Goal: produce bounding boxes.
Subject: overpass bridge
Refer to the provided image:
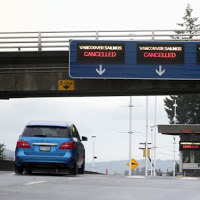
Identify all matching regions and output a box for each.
[0,29,200,99]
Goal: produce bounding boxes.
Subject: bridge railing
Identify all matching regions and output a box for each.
[0,30,199,52]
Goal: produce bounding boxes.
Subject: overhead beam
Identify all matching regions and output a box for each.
[158,124,200,135]
[0,51,200,99]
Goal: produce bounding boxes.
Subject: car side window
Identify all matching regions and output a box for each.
[71,125,81,141]
[75,127,81,141]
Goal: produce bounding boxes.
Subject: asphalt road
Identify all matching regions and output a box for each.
[0,171,200,200]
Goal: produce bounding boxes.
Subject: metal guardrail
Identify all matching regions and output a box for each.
[0,29,200,52]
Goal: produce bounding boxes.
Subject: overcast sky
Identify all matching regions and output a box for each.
[0,96,176,162]
[0,0,199,164]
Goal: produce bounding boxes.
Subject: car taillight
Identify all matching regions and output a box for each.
[17,140,31,148]
[59,141,75,149]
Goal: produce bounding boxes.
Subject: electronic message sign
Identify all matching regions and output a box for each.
[196,45,200,64]
[180,141,200,151]
[69,40,200,80]
[137,43,184,64]
[77,42,125,64]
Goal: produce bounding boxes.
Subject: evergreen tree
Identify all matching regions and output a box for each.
[165,4,200,124]
[164,95,200,124]
[164,4,200,164]
[0,143,6,160]
[172,4,200,39]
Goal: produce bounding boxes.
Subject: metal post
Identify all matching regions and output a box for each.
[93,139,95,172]
[145,96,148,176]
[95,31,99,40]
[152,30,155,41]
[173,98,177,124]
[153,96,157,176]
[173,97,177,177]
[38,32,42,51]
[92,135,96,172]
[129,96,133,176]
[179,151,183,173]
[150,126,154,176]
[173,137,176,177]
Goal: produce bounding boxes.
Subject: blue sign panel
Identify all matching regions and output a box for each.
[69,40,200,80]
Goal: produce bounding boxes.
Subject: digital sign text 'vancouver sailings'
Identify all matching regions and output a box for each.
[77,43,125,64]
[76,42,185,65]
[137,43,185,64]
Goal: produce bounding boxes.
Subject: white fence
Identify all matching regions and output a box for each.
[0,29,199,51]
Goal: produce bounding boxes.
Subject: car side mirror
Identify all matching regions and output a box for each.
[81,136,88,141]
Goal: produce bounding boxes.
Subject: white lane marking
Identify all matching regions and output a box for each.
[180,177,199,180]
[67,177,83,180]
[25,181,47,185]
[126,176,146,179]
[8,173,15,176]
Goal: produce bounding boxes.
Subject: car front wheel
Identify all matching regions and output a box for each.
[15,164,23,175]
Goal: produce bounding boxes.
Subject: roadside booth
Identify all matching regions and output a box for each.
[158,124,200,176]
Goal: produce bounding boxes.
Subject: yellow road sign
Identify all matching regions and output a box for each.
[127,158,139,170]
[143,148,150,157]
[58,80,74,91]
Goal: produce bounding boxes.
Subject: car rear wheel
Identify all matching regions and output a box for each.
[69,162,78,175]
[78,160,85,174]
[15,164,23,175]
[25,168,32,175]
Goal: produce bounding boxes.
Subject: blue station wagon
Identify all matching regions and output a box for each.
[15,121,87,175]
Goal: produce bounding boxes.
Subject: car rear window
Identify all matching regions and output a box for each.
[22,126,70,138]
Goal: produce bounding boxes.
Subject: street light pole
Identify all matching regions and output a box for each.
[173,98,177,124]
[150,126,154,176]
[92,135,96,172]
[173,137,176,177]
[145,96,148,176]
[173,97,177,177]
[153,96,157,176]
[129,96,133,176]
[120,96,140,176]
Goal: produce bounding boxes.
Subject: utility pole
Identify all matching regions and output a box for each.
[92,135,96,172]
[153,96,157,176]
[128,96,133,176]
[120,97,140,176]
[173,97,177,177]
[150,126,154,176]
[173,137,176,177]
[145,96,149,176]
[139,142,151,176]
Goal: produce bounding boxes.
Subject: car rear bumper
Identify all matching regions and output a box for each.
[15,151,76,169]
[21,162,72,169]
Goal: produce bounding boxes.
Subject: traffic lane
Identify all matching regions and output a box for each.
[0,172,200,200]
